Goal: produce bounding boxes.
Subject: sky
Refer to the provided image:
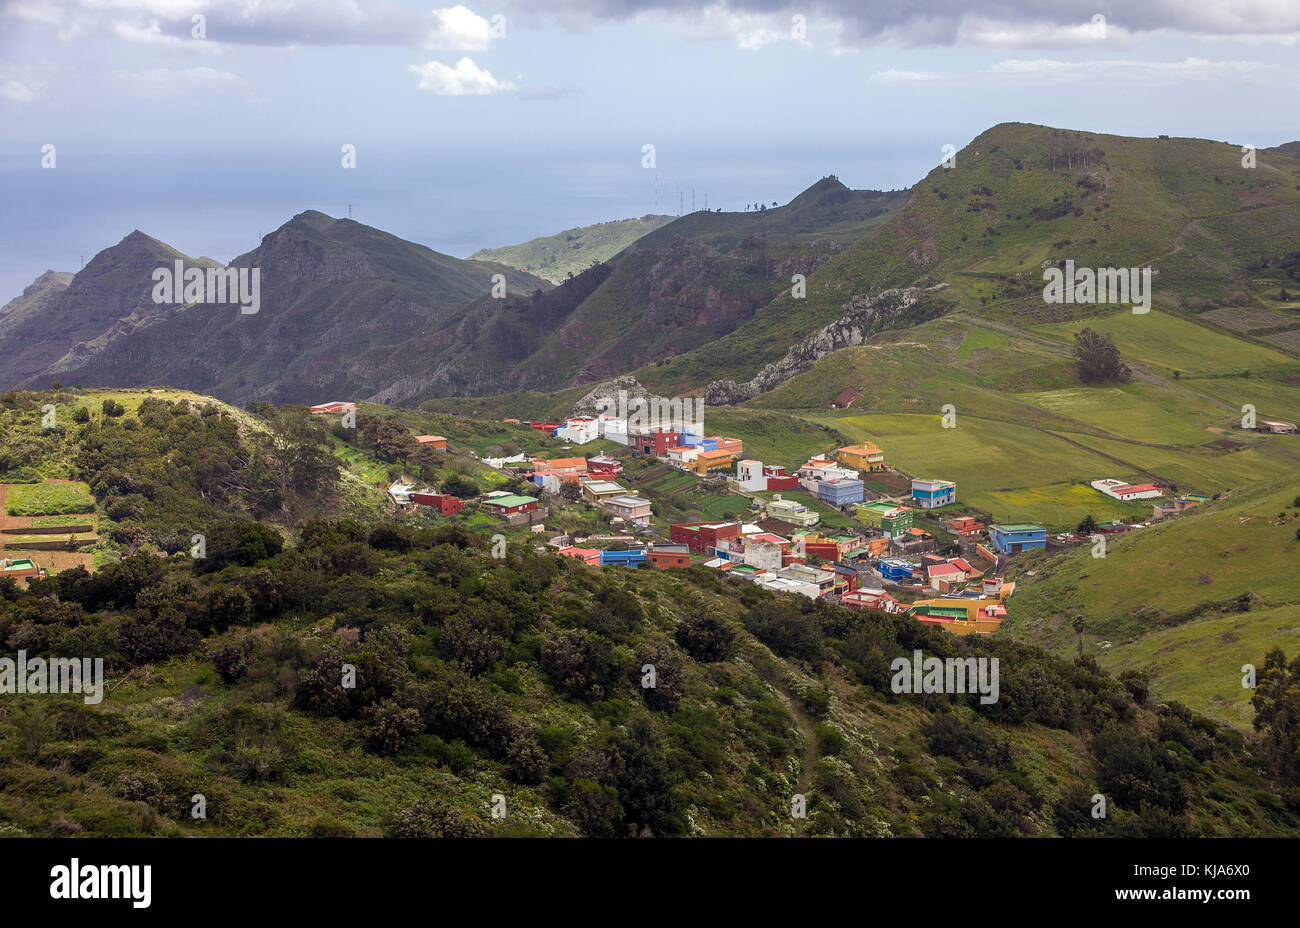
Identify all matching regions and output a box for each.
[2,0,1299,299]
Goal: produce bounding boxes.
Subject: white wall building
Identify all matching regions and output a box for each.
[1091,478,1163,501]
[735,459,767,491]
[556,417,600,445]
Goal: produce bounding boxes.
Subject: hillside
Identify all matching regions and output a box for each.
[7,212,550,405]
[0,234,219,388]
[470,215,675,282]
[637,123,1300,394]
[2,388,1299,838]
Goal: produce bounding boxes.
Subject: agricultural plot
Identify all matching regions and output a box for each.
[4,480,95,516]
[1018,382,1224,447]
[1034,310,1296,376]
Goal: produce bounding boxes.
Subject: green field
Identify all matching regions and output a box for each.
[1099,604,1300,730]
[1034,310,1297,377]
[4,481,95,516]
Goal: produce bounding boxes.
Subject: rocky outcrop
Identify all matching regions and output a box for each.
[704,286,943,405]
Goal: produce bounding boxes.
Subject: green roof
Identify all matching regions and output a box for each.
[2,559,37,571]
[481,495,537,507]
[992,523,1043,532]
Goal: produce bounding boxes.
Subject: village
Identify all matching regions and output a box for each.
[317,401,1250,639]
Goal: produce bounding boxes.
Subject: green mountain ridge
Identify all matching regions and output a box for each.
[470,214,675,282]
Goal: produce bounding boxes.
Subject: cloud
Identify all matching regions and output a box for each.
[9,1,504,49]
[517,1,1300,48]
[112,65,243,97]
[988,56,1284,84]
[867,69,943,84]
[0,79,38,102]
[409,57,517,95]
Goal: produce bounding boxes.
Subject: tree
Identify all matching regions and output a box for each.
[1072,328,1131,384]
[1076,514,1098,536]
[1072,616,1086,659]
[258,405,339,505]
[559,481,581,503]
[439,473,479,499]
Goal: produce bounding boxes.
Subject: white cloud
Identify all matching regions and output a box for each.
[867,69,943,84]
[409,57,516,95]
[635,4,820,50]
[112,65,243,96]
[423,5,496,50]
[0,80,39,102]
[988,56,1282,84]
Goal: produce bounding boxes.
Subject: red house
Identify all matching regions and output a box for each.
[411,492,464,515]
[632,429,682,456]
[669,521,742,554]
[481,494,539,515]
[647,544,691,569]
[528,421,564,433]
[586,454,623,477]
[763,465,799,491]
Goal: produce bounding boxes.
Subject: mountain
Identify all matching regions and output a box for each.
[636,122,1300,395]
[5,211,551,404]
[0,269,72,341]
[1266,141,1300,159]
[0,233,217,387]
[369,180,908,399]
[470,214,675,282]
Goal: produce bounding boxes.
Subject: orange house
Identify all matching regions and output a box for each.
[415,435,447,450]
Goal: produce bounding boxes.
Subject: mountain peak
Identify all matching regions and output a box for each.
[291,210,339,232]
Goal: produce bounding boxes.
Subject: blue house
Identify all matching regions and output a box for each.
[817,478,865,506]
[599,548,648,567]
[878,558,915,582]
[911,478,956,509]
[988,523,1047,555]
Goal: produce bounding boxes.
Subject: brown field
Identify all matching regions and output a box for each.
[0,483,96,576]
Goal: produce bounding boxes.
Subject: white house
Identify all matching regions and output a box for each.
[1091,478,1163,501]
[556,417,600,445]
[598,416,630,445]
[735,459,767,491]
[743,539,785,571]
[667,445,700,466]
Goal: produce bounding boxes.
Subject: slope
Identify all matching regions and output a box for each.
[470,214,675,282]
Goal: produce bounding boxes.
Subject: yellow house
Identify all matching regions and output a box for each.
[692,448,739,475]
[906,599,1006,636]
[836,443,885,472]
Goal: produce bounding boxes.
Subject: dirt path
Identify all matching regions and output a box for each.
[748,651,819,836]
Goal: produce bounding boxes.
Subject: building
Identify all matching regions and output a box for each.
[555,417,600,444]
[762,465,799,490]
[766,495,819,527]
[925,561,966,590]
[603,495,652,522]
[647,544,691,569]
[667,445,700,466]
[532,457,588,478]
[776,564,838,597]
[483,453,529,469]
[946,516,985,536]
[799,457,859,486]
[599,417,630,445]
[1,557,46,583]
[911,478,957,509]
[692,447,740,475]
[835,443,885,472]
[480,494,539,516]
[840,588,899,612]
[528,421,564,435]
[878,558,915,582]
[1091,478,1163,501]
[827,563,860,595]
[670,521,742,554]
[1258,420,1297,434]
[735,459,768,492]
[891,528,938,556]
[580,479,628,503]
[743,538,787,571]
[830,388,863,409]
[988,523,1047,555]
[907,599,1006,636]
[558,546,601,566]
[414,435,447,450]
[387,481,417,506]
[817,477,865,506]
[631,428,682,456]
[586,454,623,477]
[856,501,914,537]
[309,401,356,414]
[1152,496,1205,520]
[411,491,464,515]
[599,548,648,567]
[755,574,821,600]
